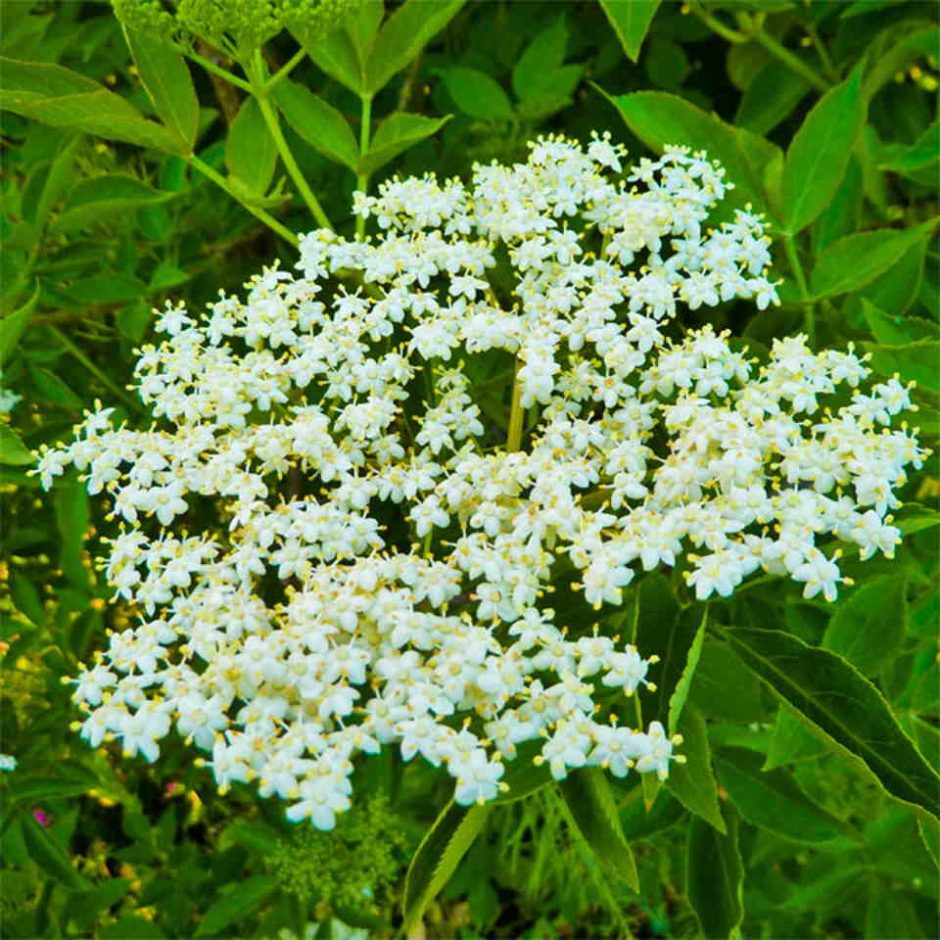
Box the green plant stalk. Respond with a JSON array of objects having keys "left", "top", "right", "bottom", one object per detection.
[
  {"left": 749, "top": 26, "right": 831, "bottom": 93},
  {"left": 804, "top": 19, "right": 841, "bottom": 84},
  {"left": 507, "top": 360, "right": 525, "bottom": 452},
  {"left": 187, "top": 154, "right": 298, "bottom": 245},
  {"left": 186, "top": 49, "right": 253, "bottom": 93},
  {"left": 264, "top": 47, "right": 308, "bottom": 92},
  {"left": 688, "top": 2, "right": 747, "bottom": 45},
  {"left": 689, "top": 2, "right": 831, "bottom": 93},
  {"left": 783, "top": 234, "right": 816, "bottom": 344},
  {"left": 254, "top": 94, "right": 333, "bottom": 231},
  {"left": 356, "top": 94, "right": 373, "bottom": 241},
  {"left": 48, "top": 326, "right": 138, "bottom": 409}
]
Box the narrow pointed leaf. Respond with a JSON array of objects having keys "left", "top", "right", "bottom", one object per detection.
[
  {"left": 356, "top": 113, "right": 451, "bottom": 176},
  {"left": 402, "top": 799, "right": 491, "bottom": 931},
  {"left": 599, "top": 0, "right": 662, "bottom": 62},
  {"left": 122, "top": 27, "right": 198, "bottom": 150},
  {"left": 274, "top": 80, "right": 359, "bottom": 170},
  {"left": 193, "top": 875, "right": 279, "bottom": 937},
  {"left": 665, "top": 707, "right": 725, "bottom": 833},
  {"left": 441, "top": 67, "right": 513, "bottom": 121},
  {"left": 368, "top": 0, "right": 466, "bottom": 94},
  {"left": 0, "top": 57, "right": 183, "bottom": 153},
  {"left": 560, "top": 769, "right": 640, "bottom": 891},
  {"left": 604, "top": 88, "right": 779, "bottom": 213},
  {"left": 686, "top": 802, "right": 743, "bottom": 940},
  {"left": 720, "top": 626, "right": 940, "bottom": 819},
  {"left": 781, "top": 69, "right": 865, "bottom": 234},
  {"left": 809, "top": 224, "right": 934, "bottom": 299},
  {"left": 822, "top": 574, "right": 907, "bottom": 676},
  {"left": 225, "top": 98, "right": 277, "bottom": 195},
  {"left": 715, "top": 747, "right": 858, "bottom": 844}
]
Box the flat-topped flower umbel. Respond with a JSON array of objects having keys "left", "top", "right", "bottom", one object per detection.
[{"left": 36, "top": 135, "right": 924, "bottom": 829}]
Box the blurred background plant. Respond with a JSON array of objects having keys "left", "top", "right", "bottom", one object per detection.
[{"left": 0, "top": 0, "right": 937, "bottom": 936}]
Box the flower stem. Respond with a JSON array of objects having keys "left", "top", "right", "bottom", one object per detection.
[
  {"left": 254, "top": 85, "right": 333, "bottom": 229},
  {"left": 187, "top": 153, "right": 299, "bottom": 246},
  {"left": 356, "top": 94, "right": 373, "bottom": 241},
  {"left": 783, "top": 234, "right": 816, "bottom": 344},
  {"left": 507, "top": 359, "right": 525, "bottom": 452},
  {"left": 264, "top": 47, "right": 307, "bottom": 93},
  {"left": 186, "top": 49, "right": 252, "bottom": 93},
  {"left": 750, "top": 26, "right": 831, "bottom": 93},
  {"left": 49, "top": 327, "right": 139, "bottom": 410}
]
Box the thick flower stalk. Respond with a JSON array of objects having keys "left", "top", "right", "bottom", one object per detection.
[{"left": 36, "top": 135, "right": 924, "bottom": 830}]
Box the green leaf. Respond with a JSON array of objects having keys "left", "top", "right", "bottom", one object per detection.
[
  {"left": 402, "top": 799, "right": 491, "bottom": 931},
  {"left": 512, "top": 15, "right": 568, "bottom": 101},
  {"left": 860, "top": 237, "right": 930, "bottom": 318},
  {"left": 273, "top": 80, "right": 358, "bottom": 170},
  {"left": 28, "top": 365, "right": 82, "bottom": 408},
  {"left": 735, "top": 60, "right": 809, "bottom": 136},
  {"left": 809, "top": 224, "right": 933, "bottom": 300},
  {"left": 685, "top": 802, "right": 743, "bottom": 940},
  {"left": 52, "top": 174, "right": 174, "bottom": 233},
  {"left": 668, "top": 608, "right": 707, "bottom": 734},
  {"left": 0, "top": 426, "right": 34, "bottom": 466},
  {"left": 599, "top": 0, "right": 662, "bottom": 63},
  {"left": 356, "top": 113, "right": 450, "bottom": 176},
  {"left": 719, "top": 626, "right": 940, "bottom": 819},
  {"left": 812, "top": 156, "right": 863, "bottom": 254},
  {"left": 604, "top": 88, "right": 780, "bottom": 213},
  {"left": 665, "top": 707, "right": 725, "bottom": 833},
  {"left": 763, "top": 706, "right": 826, "bottom": 769},
  {"left": 298, "top": 1, "right": 383, "bottom": 96},
  {"left": 715, "top": 747, "right": 856, "bottom": 844},
  {"left": 865, "top": 879, "right": 925, "bottom": 939},
  {"left": 621, "top": 785, "right": 686, "bottom": 840},
  {"left": 635, "top": 575, "right": 704, "bottom": 729},
  {"left": 22, "top": 133, "right": 81, "bottom": 230},
  {"left": 54, "top": 472, "right": 90, "bottom": 590},
  {"left": 217, "top": 819, "right": 280, "bottom": 855},
  {"left": 20, "top": 812, "right": 89, "bottom": 890},
  {"left": 0, "top": 57, "right": 184, "bottom": 153},
  {"left": 0, "top": 286, "right": 39, "bottom": 365},
  {"left": 122, "top": 27, "right": 198, "bottom": 151},
  {"left": 193, "top": 875, "right": 279, "bottom": 938},
  {"left": 440, "top": 67, "right": 514, "bottom": 121},
  {"left": 225, "top": 98, "right": 277, "bottom": 195},
  {"left": 780, "top": 69, "right": 865, "bottom": 235},
  {"left": 878, "top": 120, "right": 939, "bottom": 175},
  {"left": 559, "top": 769, "right": 640, "bottom": 891},
  {"left": 822, "top": 575, "right": 907, "bottom": 676},
  {"left": 9, "top": 572, "right": 43, "bottom": 624},
  {"left": 368, "top": 0, "right": 466, "bottom": 95},
  {"left": 863, "top": 340, "right": 940, "bottom": 392}
]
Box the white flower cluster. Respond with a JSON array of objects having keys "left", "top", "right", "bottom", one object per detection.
[{"left": 36, "top": 135, "right": 924, "bottom": 829}]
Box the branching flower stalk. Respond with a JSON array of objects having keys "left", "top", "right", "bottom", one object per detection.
[{"left": 35, "top": 135, "right": 926, "bottom": 831}]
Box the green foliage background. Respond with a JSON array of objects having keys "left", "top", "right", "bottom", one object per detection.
[{"left": 0, "top": 1, "right": 938, "bottom": 937}]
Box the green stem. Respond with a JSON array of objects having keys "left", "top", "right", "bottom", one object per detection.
[
  {"left": 186, "top": 50, "right": 252, "bottom": 93},
  {"left": 750, "top": 26, "right": 831, "bottom": 93},
  {"left": 264, "top": 47, "right": 307, "bottom": 92},
  {"left": 187, "top": 153, "right": 299, "bottom": 246},
  {"left": 783, "top": 234, "right": 816, "bottom": 345},
  {"left": 255, "top": 91, "right": 334, "bottom": 230},
  {"left": 507, "top": 358, "right": 525, "bottom": 452},
  {"left": 48, "top": 327, "right": 139, "bottom": 409},
  {"left": 804, "top": 19, "right": 841, "bottom": 84},
  {"left": 688, "top": 3, "right": 748, "bottom": 44},
  {"left": 355, "top": 94, "right": 373, "bottom": 241}
]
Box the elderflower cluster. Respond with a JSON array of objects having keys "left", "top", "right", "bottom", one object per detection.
[{"left": 36, "top": 135, "right": 924, "bottom": 830}]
